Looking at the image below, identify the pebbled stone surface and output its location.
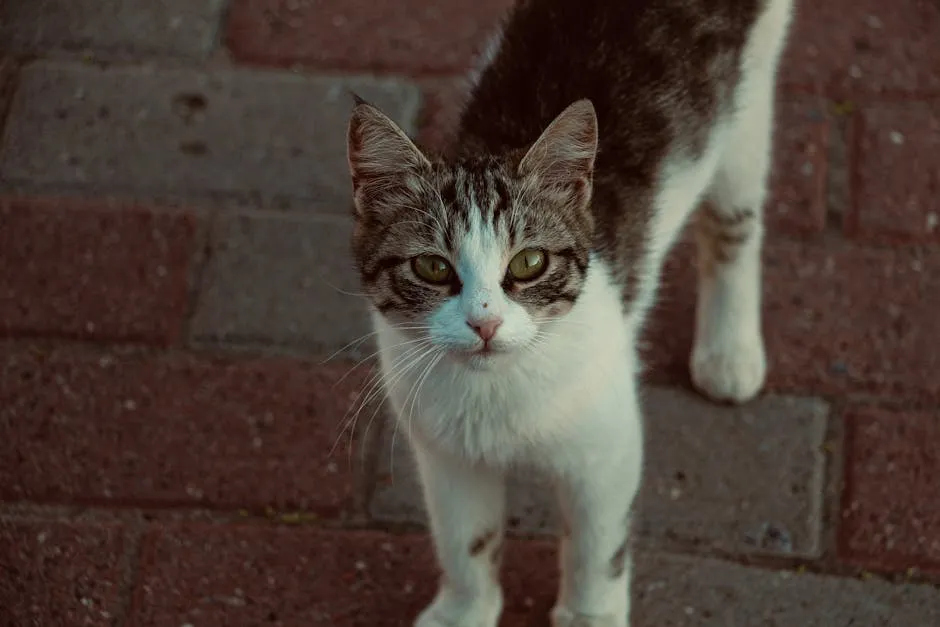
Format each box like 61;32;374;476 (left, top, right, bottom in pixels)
780;0;940;96
767;96;830;235
0;197;196;344
226;0;513;74
847;101;940;242
841;404;940;575
0;520;126;627
0;345;369;515
370;387;829;559
189;212;370;353
126;524;940;626
0;61;420;210
0;0;227;58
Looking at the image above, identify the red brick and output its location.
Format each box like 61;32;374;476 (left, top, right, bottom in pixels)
128;524;940;625
781;0;940;96
0;521;126;626
767;96;830;235
416;78;472;156
225;0;512;74
644;237;940;401
847;101;940;242
0;346;370;514
0;58;17;127
840;405;940;574
0;198;195;344
129;525;557;626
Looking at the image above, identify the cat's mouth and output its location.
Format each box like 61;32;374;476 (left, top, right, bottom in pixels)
452;343;509;365
465;346;499;358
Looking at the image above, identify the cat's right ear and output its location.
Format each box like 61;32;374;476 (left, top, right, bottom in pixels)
347;102;431;219
517;99;598;214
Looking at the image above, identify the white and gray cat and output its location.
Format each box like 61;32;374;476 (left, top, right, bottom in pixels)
345;0;794;624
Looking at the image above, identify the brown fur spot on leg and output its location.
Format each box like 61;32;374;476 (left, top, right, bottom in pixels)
609;538;629;578
696;202;757;267
490;538;504;566
469;529;497;556
700;202;755;227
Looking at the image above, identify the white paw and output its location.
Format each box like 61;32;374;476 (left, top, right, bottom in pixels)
415;591;501;627
552;606;626;627
690;334;767;404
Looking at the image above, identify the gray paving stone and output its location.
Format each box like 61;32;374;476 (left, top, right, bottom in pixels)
189;212;370;352
633;551;940;626
370;387;828;559
636;388;828;557
0;61;421;210
0;0;226;58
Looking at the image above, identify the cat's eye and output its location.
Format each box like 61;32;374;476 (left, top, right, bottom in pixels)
507;248;547;281
412;254;454;284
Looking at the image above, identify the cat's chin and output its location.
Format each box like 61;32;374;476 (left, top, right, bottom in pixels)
450;347;515;371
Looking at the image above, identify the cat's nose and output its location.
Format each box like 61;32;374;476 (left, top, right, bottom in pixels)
468;318;502;341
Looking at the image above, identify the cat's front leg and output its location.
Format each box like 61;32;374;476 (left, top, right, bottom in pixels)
551;424;642;627
410;438;506;627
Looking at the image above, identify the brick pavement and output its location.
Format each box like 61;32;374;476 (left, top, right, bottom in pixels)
1;1;940;625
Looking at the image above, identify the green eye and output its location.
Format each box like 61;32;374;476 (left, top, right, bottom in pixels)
507;249;547;281
412;254;454;284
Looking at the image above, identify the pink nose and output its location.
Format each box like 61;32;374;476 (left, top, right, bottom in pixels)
468;318;502;341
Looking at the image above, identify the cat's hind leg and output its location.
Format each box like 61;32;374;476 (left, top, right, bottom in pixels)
690;80;774;404
690;0;792;405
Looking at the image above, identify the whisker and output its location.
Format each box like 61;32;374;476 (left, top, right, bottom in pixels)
533;315;589;327
405;348;444;433
330;341;432;459
384;345;443;477
322;322;432;366
325;281;371;299
328;362;378;459
406;350;445;447
333;335;430;388
322;330;382;365
357;342;432;414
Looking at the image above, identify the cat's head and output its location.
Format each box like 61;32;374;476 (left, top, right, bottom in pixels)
346;98;598;368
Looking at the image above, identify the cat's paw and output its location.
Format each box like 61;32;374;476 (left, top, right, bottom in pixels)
690;333;767;404
415;591;502;627
551;606;627;627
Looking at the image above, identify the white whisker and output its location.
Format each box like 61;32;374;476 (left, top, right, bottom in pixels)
330;340;432;460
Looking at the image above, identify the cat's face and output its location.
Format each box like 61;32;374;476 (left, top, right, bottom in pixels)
346;99;598;368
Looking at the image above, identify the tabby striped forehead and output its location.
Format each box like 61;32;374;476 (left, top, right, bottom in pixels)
352;157;593;319
437;158;520;250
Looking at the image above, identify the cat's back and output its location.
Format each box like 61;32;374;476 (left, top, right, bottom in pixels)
460;0;768;164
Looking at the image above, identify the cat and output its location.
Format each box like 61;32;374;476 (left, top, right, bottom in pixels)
345;0;794;625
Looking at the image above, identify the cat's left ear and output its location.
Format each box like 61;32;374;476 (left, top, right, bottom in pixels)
518;99;598;206
347;101;431;219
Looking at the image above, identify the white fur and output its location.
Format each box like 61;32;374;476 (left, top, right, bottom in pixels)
371;1;793;625
690;0;793;403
